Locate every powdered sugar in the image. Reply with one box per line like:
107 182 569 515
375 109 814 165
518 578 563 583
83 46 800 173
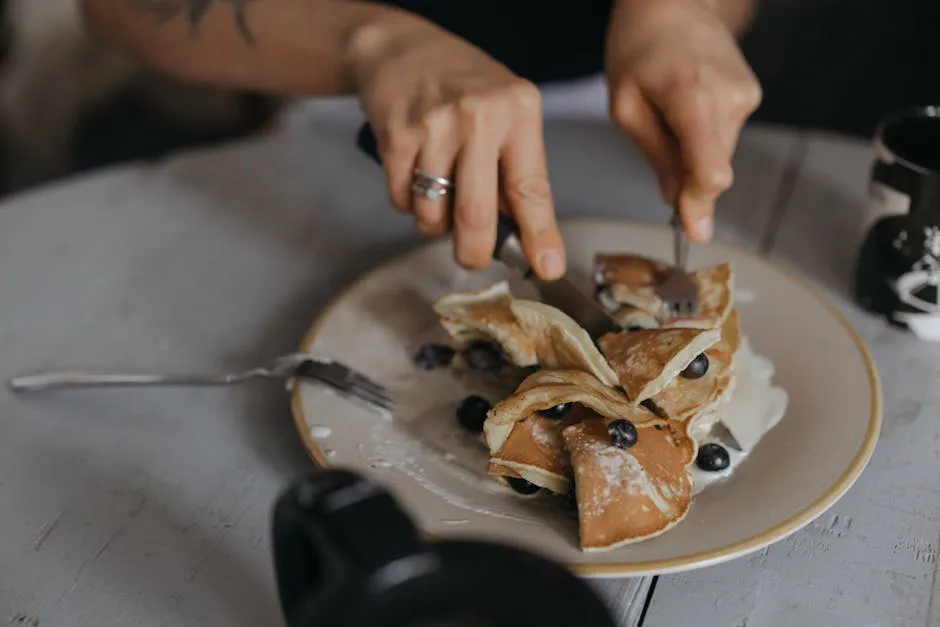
579 439 674 516
530 418 561 452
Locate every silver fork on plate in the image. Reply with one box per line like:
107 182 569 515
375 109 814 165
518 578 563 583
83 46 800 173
657 209 700 318
8 353 394 413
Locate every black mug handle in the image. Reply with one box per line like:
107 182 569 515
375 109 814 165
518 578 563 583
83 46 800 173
355 122 520 259
272 468 618 627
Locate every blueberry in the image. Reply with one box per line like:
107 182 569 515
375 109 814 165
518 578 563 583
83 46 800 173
608 419 638 449
456 395 491 432
506 477 541 495
463 340 508 372
413 343 456 370
681 353 709 379
538 403 572 419
696 443 731 472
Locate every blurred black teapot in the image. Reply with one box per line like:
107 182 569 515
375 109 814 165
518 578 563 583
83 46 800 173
272 469 617 627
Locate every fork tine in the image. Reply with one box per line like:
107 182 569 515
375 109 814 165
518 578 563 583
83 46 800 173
343 376 395 410
322 380 394 412
336 368 394 404
351 386 395 411
318 372 394 412
298 359 394 412
351 384 395 408
347 371 393 400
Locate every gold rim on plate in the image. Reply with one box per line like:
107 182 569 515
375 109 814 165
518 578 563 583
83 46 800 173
289 220 883 577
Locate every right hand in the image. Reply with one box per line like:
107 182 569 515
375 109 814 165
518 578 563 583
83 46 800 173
349 19 566 280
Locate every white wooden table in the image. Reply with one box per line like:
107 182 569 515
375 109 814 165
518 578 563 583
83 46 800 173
0 77 933 627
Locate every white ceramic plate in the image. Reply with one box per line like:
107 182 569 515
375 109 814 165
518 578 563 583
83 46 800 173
291 220 881 577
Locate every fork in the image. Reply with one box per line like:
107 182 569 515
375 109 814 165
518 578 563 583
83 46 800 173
657 209 700 318
8 353 394 413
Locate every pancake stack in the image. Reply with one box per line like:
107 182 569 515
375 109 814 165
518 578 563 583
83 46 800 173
432 254 751 551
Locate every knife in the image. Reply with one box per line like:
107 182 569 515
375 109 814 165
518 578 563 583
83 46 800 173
708 420 743 453
356 123 620 339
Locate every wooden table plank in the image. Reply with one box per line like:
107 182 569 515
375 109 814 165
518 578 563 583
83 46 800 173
647 133 940 627
593 578 654 627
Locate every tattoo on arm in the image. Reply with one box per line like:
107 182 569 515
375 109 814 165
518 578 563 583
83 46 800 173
128 0 254 44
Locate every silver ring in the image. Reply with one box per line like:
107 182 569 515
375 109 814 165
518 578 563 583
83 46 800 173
412 170 453 201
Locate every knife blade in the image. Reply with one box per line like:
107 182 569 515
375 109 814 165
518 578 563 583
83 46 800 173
356 123 621 339
708 420 743 452
491 214 620 338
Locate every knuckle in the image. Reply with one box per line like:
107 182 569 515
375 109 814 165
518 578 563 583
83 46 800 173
668 65 710 96
506 173 552 206
507 79 542 112
454 203 492 232
611 101 638 131
699 166 733 193
421 105 455 135
662 69 711 120
609 82 645 130
716 167 734 189
456 95 492 133
732 79 763 113
455 247 490 269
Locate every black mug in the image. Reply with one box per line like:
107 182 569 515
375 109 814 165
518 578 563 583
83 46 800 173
855 106 940 339
272 468 617 627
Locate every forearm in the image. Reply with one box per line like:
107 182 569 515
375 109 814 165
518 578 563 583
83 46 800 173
707 0 756 36
81 0 433 95
615 0 757 36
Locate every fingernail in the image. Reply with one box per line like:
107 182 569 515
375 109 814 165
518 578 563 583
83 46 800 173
537 249 565 279
693 217 714 242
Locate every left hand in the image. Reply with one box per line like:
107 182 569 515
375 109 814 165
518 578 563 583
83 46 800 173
605 0 762 242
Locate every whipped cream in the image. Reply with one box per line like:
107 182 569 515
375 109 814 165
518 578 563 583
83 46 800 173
686 338 789 493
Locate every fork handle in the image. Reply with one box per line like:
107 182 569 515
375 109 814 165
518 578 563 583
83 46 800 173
671 209 689 271
8 370 260 392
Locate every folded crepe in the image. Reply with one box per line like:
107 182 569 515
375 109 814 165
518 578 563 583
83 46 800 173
597 328 720 403
713 307 742 358
611 306 661 330
594 253 669 318
434 282 538 366
650 348 735 421
662 263 735 330
509 300 618 387
434 283 619 387
484 369 662 494
595 254 735 331
595 253 672 288
650 308 742 419
486 406 592 494
564 419 695 550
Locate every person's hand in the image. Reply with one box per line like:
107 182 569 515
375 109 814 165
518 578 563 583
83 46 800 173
605 0 762 242
350 19 565 279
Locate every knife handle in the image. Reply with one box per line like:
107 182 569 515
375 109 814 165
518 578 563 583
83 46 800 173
356 122 528 273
